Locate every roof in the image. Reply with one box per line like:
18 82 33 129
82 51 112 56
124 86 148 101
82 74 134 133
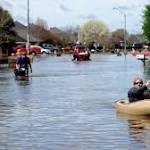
13 21 42 43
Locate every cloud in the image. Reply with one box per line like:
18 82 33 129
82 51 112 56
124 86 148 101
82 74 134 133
0 0 14 13
15 15 27 25
78 14 97 20
59 4 72 12
1 0 13 9
0 0 149 33
117 6 129 11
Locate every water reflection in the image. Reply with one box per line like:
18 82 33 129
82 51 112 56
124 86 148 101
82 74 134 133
15 77 32 86
0 99 15 122
144 61 150 80
117 113 150 149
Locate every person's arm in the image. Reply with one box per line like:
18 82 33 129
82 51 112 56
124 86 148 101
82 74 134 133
16 57 21 69
16 64 20 69
128 88 139 102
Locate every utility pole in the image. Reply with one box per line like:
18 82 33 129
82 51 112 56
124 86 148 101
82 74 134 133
124 13 127 56
27 0 30 54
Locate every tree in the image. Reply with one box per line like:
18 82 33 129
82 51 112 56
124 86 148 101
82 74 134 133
112 29 124 46
0 6 15 44
112 29 125 44
111 29 129 49
78 20 109 47
30 18 49 39
61 26 79 45
30 18 63 45
142 4 150 43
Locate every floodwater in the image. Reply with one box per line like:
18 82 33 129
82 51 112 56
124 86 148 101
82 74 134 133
0 53 150 150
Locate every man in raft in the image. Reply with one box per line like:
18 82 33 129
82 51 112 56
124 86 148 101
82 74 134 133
128 78 147 103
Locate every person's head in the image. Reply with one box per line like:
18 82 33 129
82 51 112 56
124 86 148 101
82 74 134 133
16 51 21 56
133 78 143 88
16 49 22 56
22 51 27 56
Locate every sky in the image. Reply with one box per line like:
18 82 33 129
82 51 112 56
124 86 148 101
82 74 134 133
0 0 149 34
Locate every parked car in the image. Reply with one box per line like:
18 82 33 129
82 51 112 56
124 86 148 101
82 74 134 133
62 45 74 54
41 48 51 54
16 48 27 54
31 46 51 54
12 43 26 52
40 43 60 53
13 44 41 55
30 45 41 55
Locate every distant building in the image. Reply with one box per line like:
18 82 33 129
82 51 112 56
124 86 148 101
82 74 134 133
13 21 42 43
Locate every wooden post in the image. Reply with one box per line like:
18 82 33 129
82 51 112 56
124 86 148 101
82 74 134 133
140 55 147 66
136 54 147 66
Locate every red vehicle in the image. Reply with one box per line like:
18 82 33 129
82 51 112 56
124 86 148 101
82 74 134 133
30 45 41 55
16 48 27 54
13 43 41 55
63 45 75 54
16 47 41 55
72 46 91 61
131 51 150 57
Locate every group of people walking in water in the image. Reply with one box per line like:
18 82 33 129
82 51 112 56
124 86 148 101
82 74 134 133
128 77 150 103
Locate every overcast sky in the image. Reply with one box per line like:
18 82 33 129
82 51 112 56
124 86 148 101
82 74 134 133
0 0 149 33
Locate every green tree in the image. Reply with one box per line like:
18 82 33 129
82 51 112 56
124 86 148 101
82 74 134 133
142 4 150 43
0 6 15 44
78 20 109 46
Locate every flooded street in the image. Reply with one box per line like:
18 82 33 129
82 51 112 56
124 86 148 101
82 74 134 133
0 53 150 150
